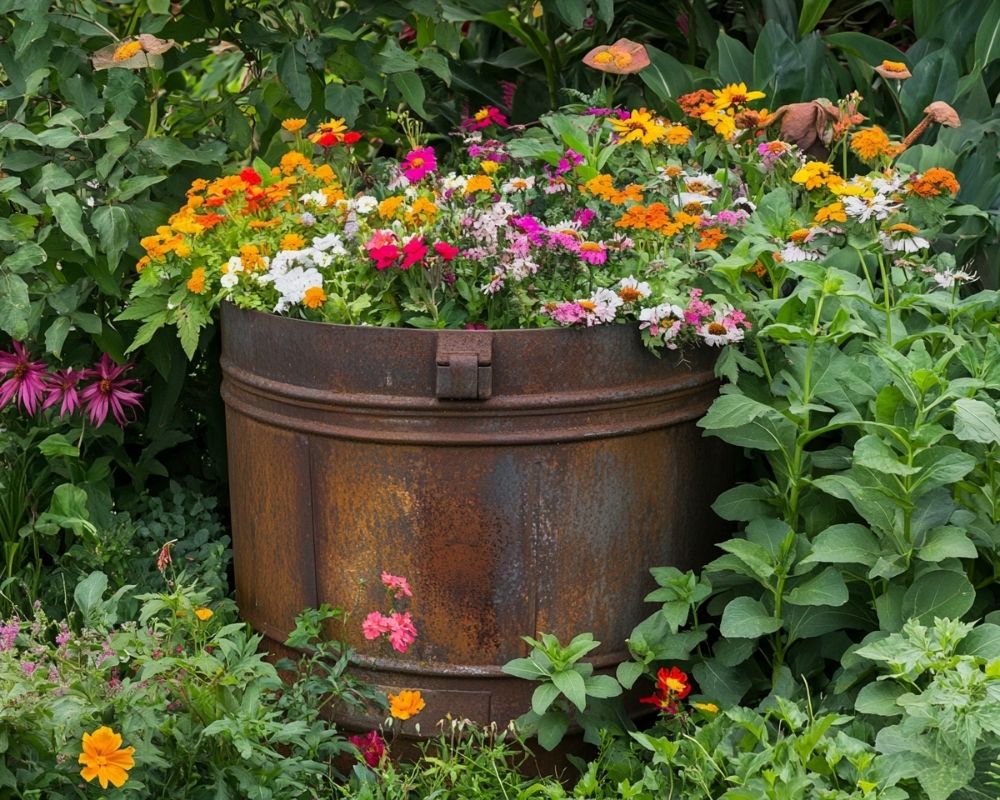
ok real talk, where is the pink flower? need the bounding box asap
[362,612,391,640]
[499,80,517,110]
[400,236,427,269]
[348,730,386,767]
[401,147,437,182]
[42,368,81,417]
[578,241,608,265]
[0,618,19,652]
[80,354,143,427]
[386,611,418,654]
[462,106,508,131]
[683,288,713,326]
[0,342,48,414]
[547,302,587,325]
[381,571,412,599]
[433,241,460,261]
[369,244,400,270]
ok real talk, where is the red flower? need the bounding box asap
[342,131,362,145]
[369,244,400,270]
[433,241,460,261]
[639,665,692,715]
[316,131,339,147]
[239,168,262,186]
[400,236,427,269]
[80,354,143,427]
[348,730,386,767]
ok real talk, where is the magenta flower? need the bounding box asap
[401,147,436,182]
[381,571,413,599]
[462,106,508,131]
[42,368,82,417]
[0,342,48,414]
[80,354,143,427]
[362,611,391,640]
[386,611,418,654]
[547,302,587,326]
[348,730,386,767]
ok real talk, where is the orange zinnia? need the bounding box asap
[186,267,206,294]
[850,126,893,161]
[388,689,425,720]
[79,727,135,789]
[908,167,960,197]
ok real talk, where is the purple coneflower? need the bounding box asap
[42,368,82,417]
[0,342,48,414]
[80,354,143,427]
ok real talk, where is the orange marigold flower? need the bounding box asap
[696,227,727,250]
[112,40,143,62]
[314,164,337,184]
[186,267,206,294]
[79,727,135,789]
[908,167,960,197]
[582,38,650,74]
[815,202,847,224]
[677,89,715,117]
[239,244,265,271]
[388,689,425,720]
[378,195,406,217]
[248,218,282,229]
[303,286,326,308]
[282,118,307,133]
[406,196,438,225]
[464,174,493,194]
[850,126,893,161]
[280,151,312,176]
[280,233,306,251]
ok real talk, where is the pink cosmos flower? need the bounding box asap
[348,730,386,767]
[0,342,48,414]
[42,368,81,417]
[362,612,391,640]
[578,241,608,265]
[433,241,460,261]
[381,571,413,599]
[386,611,418,654]
[369,244,400,270]
[79,354,143,427]
[401,147,437,182]
[462,106,508,131]
[400,236,427,269]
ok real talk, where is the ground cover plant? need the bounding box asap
[2,1,1000,798]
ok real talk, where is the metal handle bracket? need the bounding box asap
[435,332,493,400]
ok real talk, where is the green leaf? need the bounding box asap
[785,567,849,607]
[956,623,1000,659]
[324,84,366,126]
[798,0,832,35]
[975,2,1000,65]
[616,660,644,689]
[952,397,1000,444]
[114,175,167,202]
[802,524,879,567]
[391,72,428,119]
[853,435,919,476]
[639,45,692,104]
[824,32,907,67]
[531,682,561,715]
[74,571,108,617]
[900,48,959,127]
[691,659,751,707]
[711,484,774,521]
[44,316,72,357]
[2,243,46,273]
[535,709,569,751]
[0,273,30,339]
[716,539,775,582]
[278,43,312,109]
[699,393,776,429]
[916,527,977,561]
[583,674,622,699]
[91,205,130,273]
[713,30,753,84]
[855,680,905,716]
[502,656,549,680]
[551,669,587,712]
[900,569,975,624]
[719,597,782,638]
[38,433,80,458]
[46,191,93,256]
[548,0,587,28]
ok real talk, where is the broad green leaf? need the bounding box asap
[38,433,80,458]
[956,623,1000,659]
[824,32,907,68]
[583,674,621,699]
[2,243,46,273]
[711,484,774,521]
[698,393,777,429]
[74,570,108,617]
[46,191,94,256]
[952,397,1000,444]
[639,45,692,104]
[502,656,548,680]
[531,682,560,715]
[616,660,644,689]
[798,0,832,35]
[278,42,312,109]
[324,84,365,126]
[92,205,130,272]
[713,30,753,84]
[916,527,977,561]
[535,708,569,751]
[391,72,428,119]
[855,681,905,716]
[45,316,72,357]
[719,596,782,639]
[900,569,975,624]
[0,273,30,339]
[975,2,1000,65]
[900,48,959,127]
[785,567,849,607]
[551,668,587,711]
[803,524,879,567]
[853,435,919,476]
[691,659,751,707]
[547,0,587,28]
[716,539,775,581]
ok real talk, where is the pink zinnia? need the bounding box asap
[79,354,143,427]
[362,611,391,640]
[400,236,427,270]
[385,611,418,654]
[401,147,436,182]
[433,241,460,261]
[578,241,608,265]
[381,571,412,599]
[42,368,81,417]
[348,730,386,767]
[369,244,400,270]
[462,106,508,131]
[0,341,48,414]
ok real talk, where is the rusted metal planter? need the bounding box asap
[220,302,731,732]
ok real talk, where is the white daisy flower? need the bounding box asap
[312,233,347,255]
[616,276,651,304]
[299,191,328,207]
[878,223,929,253]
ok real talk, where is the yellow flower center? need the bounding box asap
[882,60,907,72]
[593,51,614,64]
[888,222,919,234]
[665,676,688,692]
[474,108,490,121]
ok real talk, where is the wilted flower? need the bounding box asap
[582,38,650,74]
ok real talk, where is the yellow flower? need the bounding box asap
[464,174,493,194]
[712,82,766,110]
[699,108,737,139]
[792,161,837,190]
[692,702,719,713]
[112,40,143,62]
[303,286,326,308]
[282,118,307,133]
[664,124,693,146]
[280,151,312,176]
[815,202,847,224]
[610,109,667,146]
[186,267,206,294]
[195,607,213,621]
[79,727,135,789]
[378,195,406,218]
[280,233,306,251]
[388,689,426,720]
[850,126,893,161]
[480,160,500,174]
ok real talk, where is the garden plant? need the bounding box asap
[1,1,1000,798]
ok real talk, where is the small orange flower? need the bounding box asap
[388,689,425,720]
[814,202,847,224]
[850,126,893,161]
[186,267,206,294]
[875,59,911,80]
[464,174,493,194]
[696,227,727,251]
[908,167,960,197]
[303,286,326,309]
[677,90,715,118]
[582,39,650,74]
[195,607,213,621]
[282,118,307,133]
[79,727,135,789]
[378,195,406,218]
[280,233,306,251]
[112,40,143,62]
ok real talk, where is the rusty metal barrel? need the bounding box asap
[220,302,731,732]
